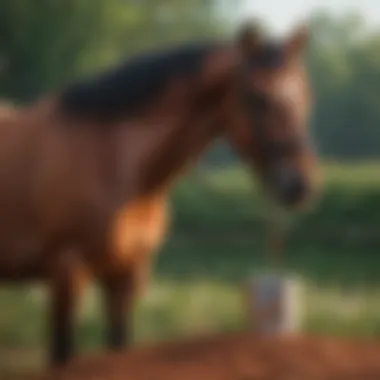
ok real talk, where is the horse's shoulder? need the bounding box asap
[108,193,169,259]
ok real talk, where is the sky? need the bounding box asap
[239,0,380,34]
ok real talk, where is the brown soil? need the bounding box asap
[39,333,380,380]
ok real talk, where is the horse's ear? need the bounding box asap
[235,21,263,56]
[285,24,309,59]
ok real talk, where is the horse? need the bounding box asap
[0,22,320,367]
[0,100,17,119]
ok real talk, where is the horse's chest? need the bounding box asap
[104,195,169,267]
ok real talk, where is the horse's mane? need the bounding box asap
[59,42,215,121]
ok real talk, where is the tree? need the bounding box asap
[0,0,230,101]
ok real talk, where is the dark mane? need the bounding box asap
[59,42,215,121]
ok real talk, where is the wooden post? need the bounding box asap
[244,272,304,335]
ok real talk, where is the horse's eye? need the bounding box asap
[252,93,271,110]
[240,85,271,111]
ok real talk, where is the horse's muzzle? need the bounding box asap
[269,164,311,208]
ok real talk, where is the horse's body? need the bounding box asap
[0,24,319,367]
[0,100,168,278]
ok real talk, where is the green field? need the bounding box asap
[167,162,380,282]
[1,163,380,373]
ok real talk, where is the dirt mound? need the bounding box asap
[45,333,380,380]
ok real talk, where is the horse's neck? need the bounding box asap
[102,46,236,199]
[133,76,234,195]
[127,107,222,196]
[149,122,218,190]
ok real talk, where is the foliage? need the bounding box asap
[163,164,380,285]
[307,11,380,158]
[1,3,380,158]
[0,0,226,101]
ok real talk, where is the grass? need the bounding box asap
[1,162,380,374]
[1,280,380,348]
[0,279,379,375]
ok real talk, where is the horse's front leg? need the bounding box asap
[100,194,168,350]
[101,273,133,349]
[48,250,86,367]
[101,257,150,350]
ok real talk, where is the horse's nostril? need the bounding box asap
[282,177,307,205]
[269,165,309,206]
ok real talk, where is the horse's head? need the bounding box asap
[224,23,320,209]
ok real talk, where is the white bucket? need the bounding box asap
[245,272,304,335]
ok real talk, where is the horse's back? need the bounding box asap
[0,101,17,120]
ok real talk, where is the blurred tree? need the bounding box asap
[1,3,380,159]
[0,0,113,100]
[0,0,230,101]
[307,11,380,158]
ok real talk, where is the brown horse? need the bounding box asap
[0,23,319,367]
[0,100,17,119]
